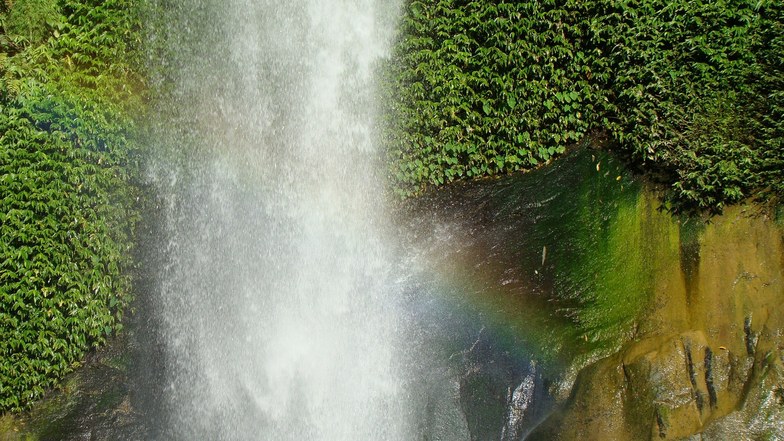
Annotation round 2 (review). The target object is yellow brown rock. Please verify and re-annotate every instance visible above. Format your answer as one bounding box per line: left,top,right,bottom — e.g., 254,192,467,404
529,203,784,440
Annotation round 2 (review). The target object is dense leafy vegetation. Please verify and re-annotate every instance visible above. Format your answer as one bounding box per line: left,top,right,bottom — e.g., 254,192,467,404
0,0,144,411
383,0,783,211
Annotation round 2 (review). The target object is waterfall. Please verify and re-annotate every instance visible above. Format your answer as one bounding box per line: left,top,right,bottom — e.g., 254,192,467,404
145,1,411,439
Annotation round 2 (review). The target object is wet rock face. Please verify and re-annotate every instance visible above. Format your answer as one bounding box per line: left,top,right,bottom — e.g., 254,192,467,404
405,149,783,440
531,334,784,441
528,205,784,440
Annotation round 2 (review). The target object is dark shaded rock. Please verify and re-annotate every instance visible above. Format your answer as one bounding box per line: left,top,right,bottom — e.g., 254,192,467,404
0,333,150,441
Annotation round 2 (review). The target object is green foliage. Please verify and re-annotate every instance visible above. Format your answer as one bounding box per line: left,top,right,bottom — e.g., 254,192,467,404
0,0,144,411
587,0,783,211
384,0,784,210
3,0,61,46
382,0,594,196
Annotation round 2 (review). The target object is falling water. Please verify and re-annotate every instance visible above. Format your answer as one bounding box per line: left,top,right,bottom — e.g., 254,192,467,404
145,1,412,439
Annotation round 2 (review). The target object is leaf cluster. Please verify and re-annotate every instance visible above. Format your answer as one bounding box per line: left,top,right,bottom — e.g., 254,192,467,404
0,0,144,411
590,0,783,211
382,0,594,196
383,0,783,211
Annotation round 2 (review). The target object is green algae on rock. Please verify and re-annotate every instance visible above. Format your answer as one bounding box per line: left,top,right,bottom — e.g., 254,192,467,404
527,203,784,440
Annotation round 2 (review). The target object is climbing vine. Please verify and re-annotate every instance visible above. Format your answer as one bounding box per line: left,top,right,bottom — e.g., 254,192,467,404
0,0,145,411
383,0,783,211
